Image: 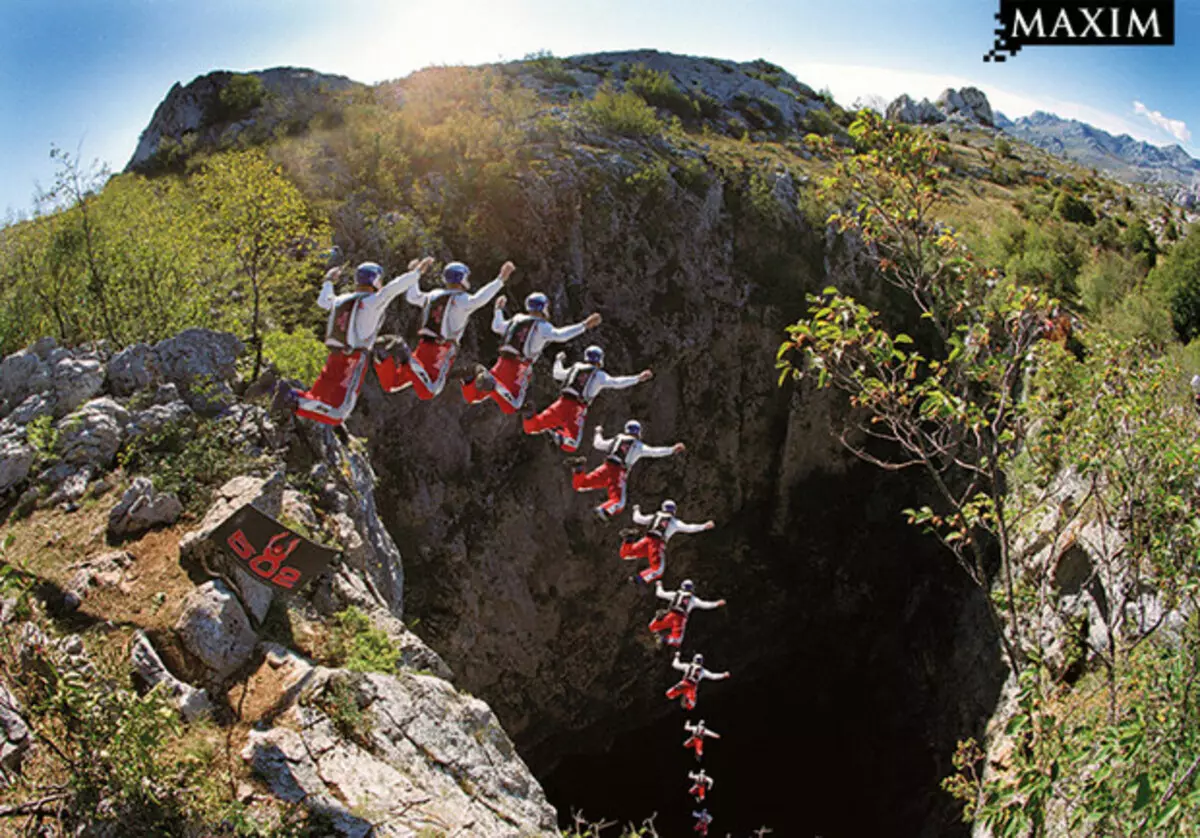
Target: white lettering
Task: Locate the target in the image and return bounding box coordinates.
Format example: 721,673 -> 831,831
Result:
1079,8 -> 1105,37
1128,9 -> 1160,38
1050,8 -> 1077,37
1012,8 -> 1045,38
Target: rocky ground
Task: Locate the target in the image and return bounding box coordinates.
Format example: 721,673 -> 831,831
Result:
0,328 -> 558,837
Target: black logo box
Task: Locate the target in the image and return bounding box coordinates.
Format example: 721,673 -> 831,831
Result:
211,503 -> 339,593
986,1 -> 1174,62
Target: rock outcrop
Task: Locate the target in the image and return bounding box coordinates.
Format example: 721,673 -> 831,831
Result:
107,476 -> 184,538
886,86 -> 995,128
126,68 -> 361,172
242,645 -> 556,837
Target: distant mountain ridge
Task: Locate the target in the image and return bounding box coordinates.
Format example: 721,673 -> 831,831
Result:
999,110 -> 1200,187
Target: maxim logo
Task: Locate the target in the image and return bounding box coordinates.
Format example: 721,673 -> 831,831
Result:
985,1 -> 1174,61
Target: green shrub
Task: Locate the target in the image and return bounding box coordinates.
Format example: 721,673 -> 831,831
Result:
25,414 -> 58,458
580,84 -> 662,137
1053,190 -> 1096,225
117,416 -> 259,512
264,328 -> 327,383
324,607 -> 402,674
805,108 -> 838,137
208,73 -> 266,124
316,675 -> 374,746
524,50 -> 577,86
994,137 -> 1012,158
626,64 -> 696,120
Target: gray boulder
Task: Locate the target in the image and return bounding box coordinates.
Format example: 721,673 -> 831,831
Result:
154,329 -> 243,387
44,465 -> 94,507
175,579 -> 259,680
106,343 -> 161,397
52,357 -> 105,417
130,630 -> 214,723
108,477 -> 183,538
0,683 -> 31,788
936,87 -> 994,127
129,400 -> 193,437
178,474 -> 289,625
0,393 -> 55,436
0,339 -> 58,414
242,659 -> 557,837
63,550 -> 135,611
57,397 -> 130,468
886,94 -> 946,125
0,437 -> 35,494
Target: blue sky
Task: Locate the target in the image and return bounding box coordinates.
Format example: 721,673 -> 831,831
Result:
2,0 -> 1197,218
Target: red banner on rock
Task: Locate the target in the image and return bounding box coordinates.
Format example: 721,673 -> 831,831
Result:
211,504 -> 337,592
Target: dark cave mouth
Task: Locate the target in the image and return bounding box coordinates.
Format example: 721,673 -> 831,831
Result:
538,644 -> 954,838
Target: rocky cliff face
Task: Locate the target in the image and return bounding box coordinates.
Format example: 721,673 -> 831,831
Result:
338,107 -> 1004,832
886,87 -> 995,128
126,67 -> 361,171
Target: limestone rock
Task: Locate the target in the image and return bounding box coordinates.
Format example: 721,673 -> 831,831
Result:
44,465 -> 94,507
0,436 -> 35,494
129,400 -> 193,437
886,94 -> 946,125
0,683 -> 31,788
175,580 -> 258,680
242,664 -> 557,837
106,342 -> 161,397
936,87 -> 994,127
130,630 -> 214,723
107,476 -> 184,538
0,393 -> 55,436
0,342 -> 53,416
57,397 -> 130,468
52,357 -> 105,417
65,550 -> 135,606
178,474 -> 288,624
151,326 -> 242,393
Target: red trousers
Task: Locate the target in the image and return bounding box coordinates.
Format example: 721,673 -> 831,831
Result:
375,338 -> 456,399
523,397 -> 587,452
694,821 -> 709,836
572,462 -> 628,517
621,536 -> 666,583
649,610 -> 686,646
690,784 -> 707,802
684,735 -> 705,759
666,679 -> 699,710
462,355 -> 531,413
295,350 -> 369,426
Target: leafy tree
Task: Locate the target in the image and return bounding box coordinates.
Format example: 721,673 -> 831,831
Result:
781,110 -> 1056,671
1149,223 -> 1200,342
193,149 -> 328,379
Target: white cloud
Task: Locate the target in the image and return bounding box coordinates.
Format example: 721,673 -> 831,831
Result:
1132,100 -> 1192,144
777,60 -> 1199,155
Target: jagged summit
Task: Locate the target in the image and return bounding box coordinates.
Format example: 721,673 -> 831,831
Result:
885,86 -> 995,128
126,67 -> 361,172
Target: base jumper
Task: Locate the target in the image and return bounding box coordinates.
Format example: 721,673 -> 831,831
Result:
666,652 -> 730,711
522,345 -> 651,451
649,579 -> 726,645
461,291 -> 601,414
683,719 -> 721,761
375,260 -> 514,399
281,257 -> 433,426
688,770 -> 714,802
692,809 -> 713,836
568,421 -> 685,521
621,501 -> 715,585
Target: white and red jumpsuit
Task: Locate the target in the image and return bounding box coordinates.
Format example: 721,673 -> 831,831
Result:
523,358 -> 642,452
649,582 -> 723,646
572,429 -> 677,519
376,273 -> 504,399
622,507 -> 710,584
294,267 -> 422,426
666,657 -> 730,711
688,770 -> 714,802
683,721 -> 720,760
462,309 -> 588,413
691,809 -> 713,836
